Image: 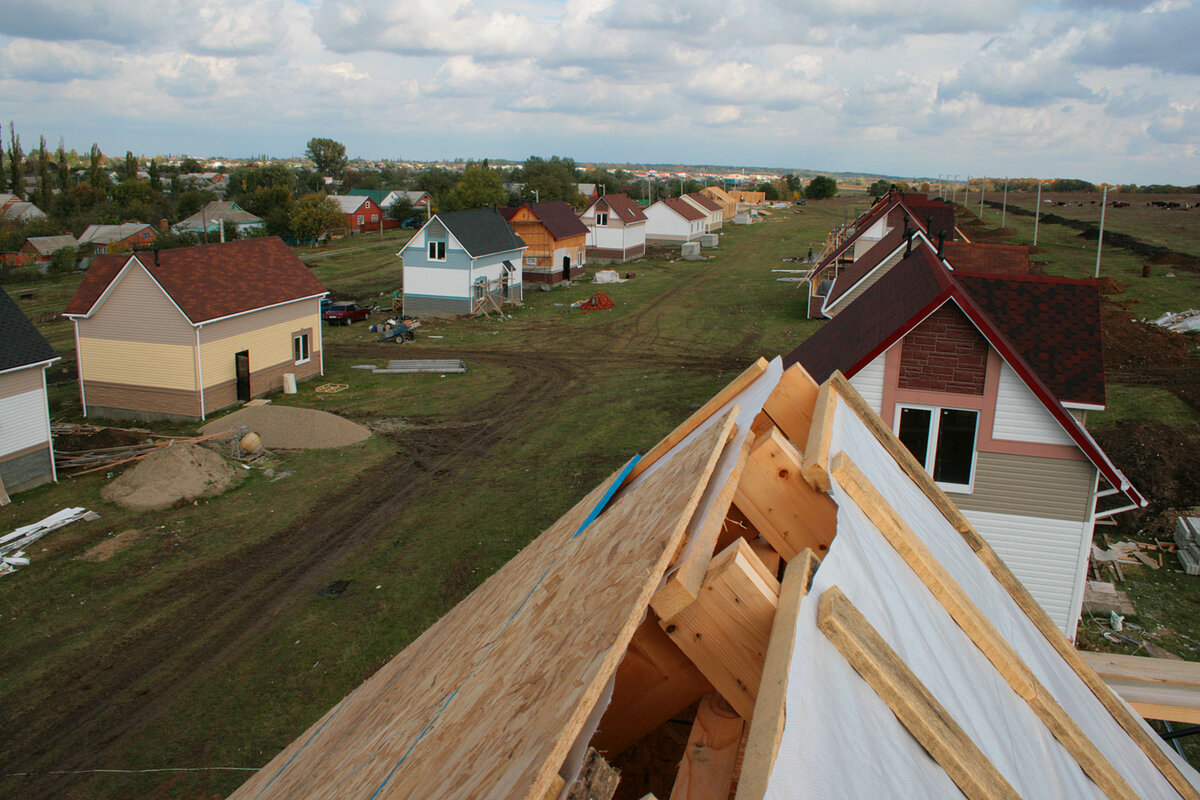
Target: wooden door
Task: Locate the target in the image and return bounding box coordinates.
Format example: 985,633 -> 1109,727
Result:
235,350 -> 250,402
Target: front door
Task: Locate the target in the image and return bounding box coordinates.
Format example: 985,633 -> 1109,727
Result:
562,255 -> 571,281
235,350 -> 250,402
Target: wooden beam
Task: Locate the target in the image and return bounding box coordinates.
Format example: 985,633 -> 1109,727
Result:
1081,651 -> 1200,725
831,453 -> 1142,800
733,427 -> 837,561
592,616 -> 713,756
624,357 -> 768,485
669,692 -> 746,800
800,376 -> 837,492
816,586 -> 1022,800
565,748 -> 620,800
761,363 -> 820,448
828,370 -> 1200,800
653,432 -> 757,621
660,539 -> 780,720
735,550 -> 819,800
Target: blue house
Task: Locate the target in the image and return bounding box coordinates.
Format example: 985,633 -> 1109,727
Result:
399,209 -> 527,318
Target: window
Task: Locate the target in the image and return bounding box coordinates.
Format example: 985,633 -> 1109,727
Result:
896,405 -> 979,491
525,257 -> 538,266
371,214 -> 379,222
292,332 -> 311,364
428,240 -> 446,261
596,212 -> 608,226
357,215 -> 364,224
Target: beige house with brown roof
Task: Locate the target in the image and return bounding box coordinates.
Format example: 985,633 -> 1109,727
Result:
64,237 -> 327,421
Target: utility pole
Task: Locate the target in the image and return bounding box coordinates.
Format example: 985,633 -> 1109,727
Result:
1095,185 -> 1108,278
1001,177 -> 1008,228
1033,181 -> 1042,246
979,177 -> 986,219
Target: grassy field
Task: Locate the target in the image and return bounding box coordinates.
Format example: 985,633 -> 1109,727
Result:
1,193 -> 1198,797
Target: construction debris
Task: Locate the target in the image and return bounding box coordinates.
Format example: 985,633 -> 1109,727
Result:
314,383 -> 349,394
372,359 -> 466,374
1151,310 -> 1200,334
1083,580 -> 1137,618
55,431 -> 235,475
573,292 -> 616,311
593,270 -> 625,284
0,507 -> 98,575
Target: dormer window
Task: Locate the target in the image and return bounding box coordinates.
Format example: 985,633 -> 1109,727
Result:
596,212 -> 608,227
428,240 -> 446,261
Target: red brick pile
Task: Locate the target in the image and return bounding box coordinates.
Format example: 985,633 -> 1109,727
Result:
579,292 -> 615,311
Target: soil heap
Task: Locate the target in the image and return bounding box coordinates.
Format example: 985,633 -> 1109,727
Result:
199,405 -> 370,449
101,443 -> 241,511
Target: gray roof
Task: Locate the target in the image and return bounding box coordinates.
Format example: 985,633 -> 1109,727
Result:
0,286 -> 58,373
1,201 -> 46,221
177,201 -> 262,229
330,195 -> 371,213
25,234 -> 78,255
79,223 -> 154,245
437,208 -> 526,257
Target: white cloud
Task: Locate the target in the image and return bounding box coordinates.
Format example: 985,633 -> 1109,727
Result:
0,39 -> 117,82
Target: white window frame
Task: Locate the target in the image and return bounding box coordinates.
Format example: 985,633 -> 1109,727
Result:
894,403 -> 979,493
596,212 -> 608,226
428,240 -> 446,261
525,257 -> 538,266
293,332 -> 311,365
357,215 -> 365,224
371,213 -> 379,222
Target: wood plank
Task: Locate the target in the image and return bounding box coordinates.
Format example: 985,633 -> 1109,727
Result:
653,432 -> 757,621
661,539 -> 780,720
1081,651 -> 1200,724
735,550 -> 819,800
669,692 -> 746,800
593,616 -> 714,756
832,453 -> 1141,800
761,363 -> 820,448
816,586 -> 1022,800
1133,551 -> 1160,570
800,377 -> 837,492
565,748 -> 620,800
230,412 -> 739,800
733,427 -> 837,561
624,358 -> 768,485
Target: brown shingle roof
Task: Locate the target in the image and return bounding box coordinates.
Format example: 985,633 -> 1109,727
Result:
660,197 -> 705,221
685,192 -> 722,212
942,241 -> 1032,275
526,202 -> 590,240
65,237 -> 326,324
595,193 -> 647,224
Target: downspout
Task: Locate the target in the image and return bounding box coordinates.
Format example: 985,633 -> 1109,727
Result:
318,305 -> 325,377
195,324 -> 206,421
42,366 -> 57,483
1067,471 -> 1103,641
73,318 -> 87,417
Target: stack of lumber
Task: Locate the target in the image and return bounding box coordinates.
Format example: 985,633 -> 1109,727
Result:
55,432 -> 233,475
0,507 -> 98,575
1176,518 -> 1200,575
1092,539 -> 1169,582
372,359 -> 466,374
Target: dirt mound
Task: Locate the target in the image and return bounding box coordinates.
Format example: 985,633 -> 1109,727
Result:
101,444 -> 241,511
199,405 -> 370,449
1102,304 -> 1200,412
1092,423 -> 1200,525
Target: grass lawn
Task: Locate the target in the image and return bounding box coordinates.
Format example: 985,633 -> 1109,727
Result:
2,191 -> 1198,797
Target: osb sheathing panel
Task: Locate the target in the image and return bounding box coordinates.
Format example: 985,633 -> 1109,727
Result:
230,409 -> 738,800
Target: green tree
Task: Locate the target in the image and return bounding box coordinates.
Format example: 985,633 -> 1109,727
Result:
867,179 -> 899,197
443,162 -> 507,211
88,144 -> 109,194
56,139 -> 70,191
388,195 -> 416,224
415,167 -> 458,204
48,245 -> 77,276
9,123 -> 24,199
305,137 -> 347,178
290,192 -> 345,241
515,155 -> 581,203
785,174 -> 803,195
123,150 -> 137,180
0,142 -> 6,193
148,158 -> 161,192
805,175 -> 838,200
757,181 -> 780,202
36,135 -> 51,208
180,156 -> 203,173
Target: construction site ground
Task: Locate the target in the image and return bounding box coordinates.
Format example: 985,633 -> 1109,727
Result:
1,192 -> 1198,798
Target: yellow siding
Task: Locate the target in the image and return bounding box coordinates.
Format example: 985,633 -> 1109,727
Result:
78,338 -> 197,390
82,262 -> 194,345
199,313 -> 320,388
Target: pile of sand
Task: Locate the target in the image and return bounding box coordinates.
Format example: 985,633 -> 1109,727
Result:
101,443 -> 241,511
199,405 -> 371,449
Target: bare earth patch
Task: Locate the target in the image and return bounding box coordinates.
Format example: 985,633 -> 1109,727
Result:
78,529 -> 148,562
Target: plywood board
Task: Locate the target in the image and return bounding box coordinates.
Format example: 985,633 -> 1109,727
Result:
230,410 -> 738,800
1082,652 -> 1200,724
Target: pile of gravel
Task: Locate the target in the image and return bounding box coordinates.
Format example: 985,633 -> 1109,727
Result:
102,443 -> 241,511
199,405 -> 371,449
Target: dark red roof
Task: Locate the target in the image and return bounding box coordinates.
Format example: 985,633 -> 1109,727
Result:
784,240 -> 1140,505
660,197 -> 705,221
818,193 -> 957,274
942,242 -> 1031,275
526,201 -> 589,240
65,237 -> 326,324
824,224 -> 909,307
685,192 -> 722,212
955,272 -> 1104,406
593,193 -> 647,224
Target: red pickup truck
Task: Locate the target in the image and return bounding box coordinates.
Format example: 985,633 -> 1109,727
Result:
322,301 -> 371,325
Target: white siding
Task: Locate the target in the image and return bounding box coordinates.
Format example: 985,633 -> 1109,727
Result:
405,265 -> 467,300
991,362 -> 1075,446
849,350 -> 887,414
961,507 -> 1089,634
0,387 -> 51,456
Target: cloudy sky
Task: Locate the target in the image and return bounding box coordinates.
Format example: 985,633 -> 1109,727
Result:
0,0 -> 1196,184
